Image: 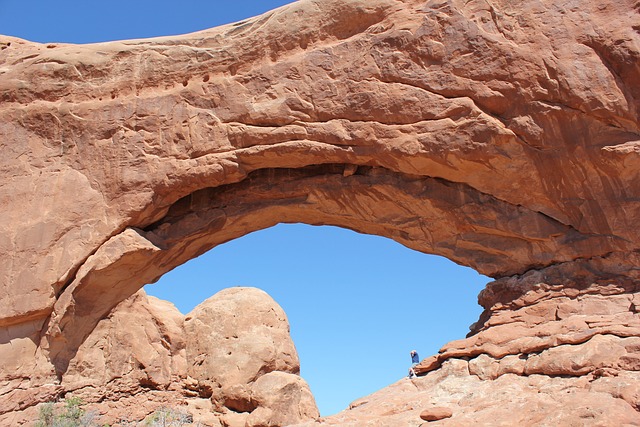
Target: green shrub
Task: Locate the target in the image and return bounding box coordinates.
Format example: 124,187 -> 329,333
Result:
35,397 -> 99,427
35,400 -> 198,427
35,402 -> 55,427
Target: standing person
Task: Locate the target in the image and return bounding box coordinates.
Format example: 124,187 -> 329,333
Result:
408,350 -> 419,378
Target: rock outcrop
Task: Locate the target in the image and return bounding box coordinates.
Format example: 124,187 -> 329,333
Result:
184,287 -> 318,427
0,288 -> 317,426
0,0 -> 639,424
63,291 -> 187,423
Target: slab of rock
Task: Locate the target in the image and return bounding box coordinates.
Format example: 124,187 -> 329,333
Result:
420,407 -> 453,421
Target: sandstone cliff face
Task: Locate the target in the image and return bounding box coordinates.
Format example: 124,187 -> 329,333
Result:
0,0 -> 639,424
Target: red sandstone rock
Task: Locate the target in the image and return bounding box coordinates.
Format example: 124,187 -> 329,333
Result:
420,406 -> 453,421
184,287 -> 318,426
413,355 -> 442,376
0,288 -> 317,426
0,0 -> 639,424
63,291 -> 187,423
247,371 -> 320,427
1,0 -> 639,363
293,360 -> 640,427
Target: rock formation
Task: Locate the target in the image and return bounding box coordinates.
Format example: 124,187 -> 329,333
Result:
183,287 -> 318,427
0,0 -> 639,424
1,287 -> 318,426
292,254 -> 640,426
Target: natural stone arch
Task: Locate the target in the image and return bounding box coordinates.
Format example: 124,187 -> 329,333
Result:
0,0 -> 639,422
47,162 -> 594,374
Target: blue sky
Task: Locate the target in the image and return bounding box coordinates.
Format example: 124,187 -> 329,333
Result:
148,224 -> 488,415
1,1 -> 490,416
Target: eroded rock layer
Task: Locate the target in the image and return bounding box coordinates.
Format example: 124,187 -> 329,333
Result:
0,0 -> 639,424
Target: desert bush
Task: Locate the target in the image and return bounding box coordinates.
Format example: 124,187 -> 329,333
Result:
35,397 -> 99,427
144,407 -> 193,427
36,400 -> 199,427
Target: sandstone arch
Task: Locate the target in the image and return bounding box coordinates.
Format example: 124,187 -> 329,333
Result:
1,0 -> 639,423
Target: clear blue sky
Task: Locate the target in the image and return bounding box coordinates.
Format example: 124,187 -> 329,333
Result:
1,1 -> 489,416
148,225 -> 488,416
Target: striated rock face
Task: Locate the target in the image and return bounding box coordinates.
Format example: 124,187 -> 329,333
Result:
0,0 -> 639,424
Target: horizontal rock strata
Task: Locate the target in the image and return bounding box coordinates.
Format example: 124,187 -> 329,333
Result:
416,253 -> 640,377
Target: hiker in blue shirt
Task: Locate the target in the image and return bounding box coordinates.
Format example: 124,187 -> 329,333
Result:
408,350 -> 419,378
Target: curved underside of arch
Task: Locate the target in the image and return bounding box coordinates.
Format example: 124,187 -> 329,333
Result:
0,0 -> 639,423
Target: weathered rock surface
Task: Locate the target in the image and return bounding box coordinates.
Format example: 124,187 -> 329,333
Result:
184,287 -> 318,427
0,288 -> 317,426
295,360 -> 640,426
63,291 -> 187,423
247,372 -> 320,427
0,0 -> 639,424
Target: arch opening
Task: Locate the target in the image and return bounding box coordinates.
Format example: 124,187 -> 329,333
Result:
143,223 -> 489,416
45,162 -> 607,376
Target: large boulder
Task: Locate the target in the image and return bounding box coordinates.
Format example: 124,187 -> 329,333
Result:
184,287 -> 318,426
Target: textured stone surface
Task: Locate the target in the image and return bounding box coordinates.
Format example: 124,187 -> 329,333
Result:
247,371 -> 320,427
184,288 -> 300,405
0,0 -> 639,424
420,407 -> 453,422
294,360 -> 640,427
0,288 -> 317,426
184,287 -> 317,426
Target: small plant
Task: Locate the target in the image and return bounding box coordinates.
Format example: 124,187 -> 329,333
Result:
35,402 -> 55,427
145,407 -> 193,427
35,397 -> 99,427
35,400 -> 198,427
